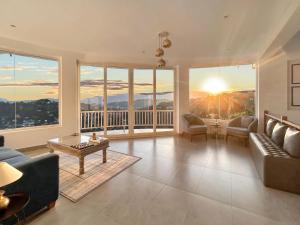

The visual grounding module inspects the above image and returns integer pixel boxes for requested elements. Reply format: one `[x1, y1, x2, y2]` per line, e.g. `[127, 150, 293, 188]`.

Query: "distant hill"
[0, 98, 59, 129]
[81, 92, 173, 104]
[0, 98, 8, 102]
[80, 92, 174, 110]
[0, 98, 58, 103]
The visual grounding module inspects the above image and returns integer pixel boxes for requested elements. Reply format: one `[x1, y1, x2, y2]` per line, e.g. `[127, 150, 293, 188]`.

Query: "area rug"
[53, 150, 140, 202]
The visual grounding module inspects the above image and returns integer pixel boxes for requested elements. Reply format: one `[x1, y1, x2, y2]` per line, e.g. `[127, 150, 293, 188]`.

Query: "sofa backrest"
[241, 116, 255, 128]
[183, 114, 204, 126]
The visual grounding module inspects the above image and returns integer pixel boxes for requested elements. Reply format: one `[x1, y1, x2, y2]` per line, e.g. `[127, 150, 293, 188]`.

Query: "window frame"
[0, 49, 62, 132]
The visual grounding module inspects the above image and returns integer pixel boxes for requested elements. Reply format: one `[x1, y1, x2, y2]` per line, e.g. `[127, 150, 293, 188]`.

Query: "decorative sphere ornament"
[157, 58, 166, 68]
[155, 48, 164, 57]
[162, 38, 172, 48]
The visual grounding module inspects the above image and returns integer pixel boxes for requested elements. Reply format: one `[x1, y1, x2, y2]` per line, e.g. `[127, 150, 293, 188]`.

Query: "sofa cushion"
[227, 127, 249, 136]
[271, 123, 288, 147]
[241, 116, 254, 128]
[0, 147, 24, 160]
[283, 128, 300, 158]
[266, 119, 277, 137]
[2, 155, 29, 165]
[250, 133, 290, 158]
[187, 125, 207, 134]
[183, 114, 204, 125]
[0, 147, 29, 165]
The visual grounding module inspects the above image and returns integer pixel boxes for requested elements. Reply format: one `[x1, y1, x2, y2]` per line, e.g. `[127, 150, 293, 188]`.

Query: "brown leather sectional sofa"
[249, 112, 300, 194]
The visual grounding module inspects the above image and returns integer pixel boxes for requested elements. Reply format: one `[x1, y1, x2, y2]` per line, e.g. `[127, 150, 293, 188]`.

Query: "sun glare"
[202, 78, 228, 94]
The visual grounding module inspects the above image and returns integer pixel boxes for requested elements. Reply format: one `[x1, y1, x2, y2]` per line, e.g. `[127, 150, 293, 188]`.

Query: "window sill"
[0, 124, 62, 135]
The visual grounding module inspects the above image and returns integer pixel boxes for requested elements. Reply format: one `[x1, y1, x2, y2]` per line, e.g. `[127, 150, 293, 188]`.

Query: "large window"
[189, 65, 256, 120]
[0, 51, 59, 130]
[79, 65, 175, 136]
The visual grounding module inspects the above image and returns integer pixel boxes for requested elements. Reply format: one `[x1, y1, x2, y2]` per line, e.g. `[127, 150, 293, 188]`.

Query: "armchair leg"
[244, 138, 248, 147]
[47, 201, 56, 210]
[225, 134, 228, 143]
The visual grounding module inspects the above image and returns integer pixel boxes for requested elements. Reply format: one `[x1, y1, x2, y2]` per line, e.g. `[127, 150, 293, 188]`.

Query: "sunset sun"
[202, 77, 228, 94]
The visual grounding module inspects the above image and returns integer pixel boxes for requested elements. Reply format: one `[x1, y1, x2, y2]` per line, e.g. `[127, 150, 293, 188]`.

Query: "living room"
[1, 1, 300, 225]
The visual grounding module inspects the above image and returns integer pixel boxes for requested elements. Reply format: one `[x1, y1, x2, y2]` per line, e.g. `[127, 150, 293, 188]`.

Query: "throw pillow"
[241, 116, 254, 128]
[183, 114, 203, 125]
[266, 119, 277, 137]
[283, 128, 300, 158]
[271, 123, 288, 147]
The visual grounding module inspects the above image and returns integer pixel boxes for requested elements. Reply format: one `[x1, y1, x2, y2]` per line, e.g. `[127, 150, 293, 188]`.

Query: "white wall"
[258, 31, 300, 131]
[0, 37, 84, 149]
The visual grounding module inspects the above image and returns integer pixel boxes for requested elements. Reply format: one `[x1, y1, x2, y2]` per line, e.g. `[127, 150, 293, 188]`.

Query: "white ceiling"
[1, 0, 300, 65]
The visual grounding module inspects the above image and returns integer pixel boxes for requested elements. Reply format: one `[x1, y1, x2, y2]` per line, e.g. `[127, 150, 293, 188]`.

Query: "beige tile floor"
[26, 136, 300, 225]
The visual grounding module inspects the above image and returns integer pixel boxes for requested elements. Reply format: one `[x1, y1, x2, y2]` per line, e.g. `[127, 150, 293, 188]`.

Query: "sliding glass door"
[79, 65, 175, 136]
[133, 69, 154, 133]
[106, 68, 129, 135]
[80, 66, 104, 134]
[156, 69, 175, 132]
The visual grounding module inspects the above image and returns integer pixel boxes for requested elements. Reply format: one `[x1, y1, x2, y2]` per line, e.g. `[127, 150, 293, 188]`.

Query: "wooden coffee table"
[47, 135, 109, 175]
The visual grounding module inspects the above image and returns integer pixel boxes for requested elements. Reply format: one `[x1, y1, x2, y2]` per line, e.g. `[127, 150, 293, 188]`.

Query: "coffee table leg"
[103, 148, 107, 163]
[79, 156, 84, 175]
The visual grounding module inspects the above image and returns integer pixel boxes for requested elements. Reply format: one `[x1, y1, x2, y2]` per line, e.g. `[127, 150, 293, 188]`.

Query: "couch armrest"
[0, 135, 4, 147]
[248, 119, 258, 133]
[4, 154, 59, 214]
[228, 117, 241, 127]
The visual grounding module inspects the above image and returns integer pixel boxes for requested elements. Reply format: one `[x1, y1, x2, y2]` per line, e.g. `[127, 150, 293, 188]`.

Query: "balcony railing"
[80, 110, 174, 130]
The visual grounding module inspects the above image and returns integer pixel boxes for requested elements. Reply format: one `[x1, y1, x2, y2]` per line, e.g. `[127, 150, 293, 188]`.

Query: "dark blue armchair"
[0, 135, 59, 225]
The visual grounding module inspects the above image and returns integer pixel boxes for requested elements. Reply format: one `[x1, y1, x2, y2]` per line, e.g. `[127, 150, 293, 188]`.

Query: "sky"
[189, 64, 256, 96]
[0, 52, 59, 101]
[0, 52, 173, 102]
[80, 66, 174, 100]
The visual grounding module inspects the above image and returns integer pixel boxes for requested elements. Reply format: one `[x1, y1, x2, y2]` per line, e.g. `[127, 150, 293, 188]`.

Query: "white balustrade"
[80, 110, 174, 130]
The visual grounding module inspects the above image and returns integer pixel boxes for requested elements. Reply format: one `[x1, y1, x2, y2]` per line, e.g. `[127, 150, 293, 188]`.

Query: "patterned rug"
[54, 150, 140, 202]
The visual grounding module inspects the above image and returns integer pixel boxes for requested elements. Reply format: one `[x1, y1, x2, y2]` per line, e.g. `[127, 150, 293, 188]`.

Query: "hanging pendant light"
[155, 31, 172, 67]
[162, 35, 172, 48]
[155, 34, 164, 57]
[157, 58, 166, 68]
[155, 48, 164, 57]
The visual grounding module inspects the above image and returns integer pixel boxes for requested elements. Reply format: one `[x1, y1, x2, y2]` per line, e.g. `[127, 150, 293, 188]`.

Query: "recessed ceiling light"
[10, 24, 16, 28]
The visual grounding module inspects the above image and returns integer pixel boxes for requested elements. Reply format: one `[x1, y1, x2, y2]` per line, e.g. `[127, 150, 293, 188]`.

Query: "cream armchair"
[225, 116, 258, 145]
[182, 114, 207, 141]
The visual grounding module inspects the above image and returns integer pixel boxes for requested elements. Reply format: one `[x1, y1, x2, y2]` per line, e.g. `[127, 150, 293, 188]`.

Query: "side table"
[209, 124, 221, 139]
[0, 193, 30, 225]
